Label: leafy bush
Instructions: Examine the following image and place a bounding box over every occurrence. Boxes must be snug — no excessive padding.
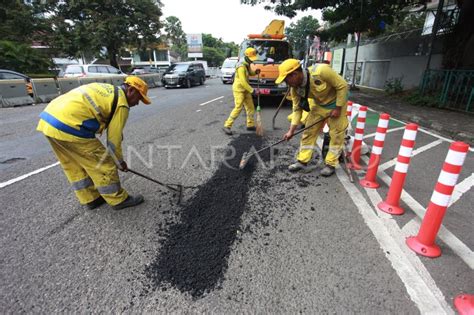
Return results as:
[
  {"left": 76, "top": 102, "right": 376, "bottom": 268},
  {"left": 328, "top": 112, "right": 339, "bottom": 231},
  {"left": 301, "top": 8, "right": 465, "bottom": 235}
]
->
[
  {"left": 403, "top": 91, "right": 441, "bottom": 107},
  {"left": 384, "top": 76, "right": 404, "bottom": 95}
]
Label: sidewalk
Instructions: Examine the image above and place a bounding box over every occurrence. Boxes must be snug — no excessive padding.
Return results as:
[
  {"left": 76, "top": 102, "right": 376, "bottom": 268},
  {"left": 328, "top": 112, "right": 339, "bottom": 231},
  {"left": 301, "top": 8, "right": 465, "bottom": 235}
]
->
[{"left": 350, "top": 88, "right": 474, "bottom": 146}]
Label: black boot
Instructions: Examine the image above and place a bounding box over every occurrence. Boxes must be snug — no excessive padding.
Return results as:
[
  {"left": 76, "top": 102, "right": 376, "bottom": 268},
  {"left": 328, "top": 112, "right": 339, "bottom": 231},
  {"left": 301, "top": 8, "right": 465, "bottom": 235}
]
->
[
  {"left": 85, "top": 196, "right": 106, "bottom": 210},
  {"left": 112, "top": 194, "right": 144, "bottom": 210}
]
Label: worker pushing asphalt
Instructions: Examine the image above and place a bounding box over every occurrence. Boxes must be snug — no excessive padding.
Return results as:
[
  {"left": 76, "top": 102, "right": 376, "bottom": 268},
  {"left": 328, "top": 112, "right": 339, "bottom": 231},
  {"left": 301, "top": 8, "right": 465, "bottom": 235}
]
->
[
  {"left": 277, "top": 59, "right": 349, "bottom": 177},
  {"left": 37, "top": 76, "right": 151, "bottom": 210}
]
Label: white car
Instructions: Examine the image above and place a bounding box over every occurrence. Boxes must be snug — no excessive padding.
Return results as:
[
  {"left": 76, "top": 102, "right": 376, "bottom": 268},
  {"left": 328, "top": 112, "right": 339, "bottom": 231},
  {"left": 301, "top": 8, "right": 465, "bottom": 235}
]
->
[
  {"left": 220, "top": 57, "right": 238, "bottom": 84},
  {"left": 63, "top": 64, "right": 125, "bottom": 78}
]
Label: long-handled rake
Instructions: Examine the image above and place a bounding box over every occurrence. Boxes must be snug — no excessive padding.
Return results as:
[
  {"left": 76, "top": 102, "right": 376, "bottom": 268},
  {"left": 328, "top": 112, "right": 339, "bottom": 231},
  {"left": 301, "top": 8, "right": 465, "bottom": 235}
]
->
[
  {"left": 272, "top": 88, "right": 290, "bottom": 130},
  {"left": 101, "top": 139, "right": 185, "bottom": 204},
  {"left": 127, "top": 168, "right": 184, "bottom": 204},
  {"left": 239, "top": 114, "right": 329, "bottom": 170},
  {"left": 255, "top": 73, "right": 264, "bottom": 137}
]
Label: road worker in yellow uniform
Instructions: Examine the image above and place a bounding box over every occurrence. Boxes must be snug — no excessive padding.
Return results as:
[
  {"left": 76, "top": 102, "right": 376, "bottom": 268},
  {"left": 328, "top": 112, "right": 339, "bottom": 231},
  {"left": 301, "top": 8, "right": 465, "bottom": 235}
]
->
[
  {"left": 223, "top": 47, "right": 261, "bottom": 135},
  {"left": 37, "top": 76, "right": 151, "bottom": 210},
  {"left": 277, "top": 59, "right": 348, "bottom": 177}
]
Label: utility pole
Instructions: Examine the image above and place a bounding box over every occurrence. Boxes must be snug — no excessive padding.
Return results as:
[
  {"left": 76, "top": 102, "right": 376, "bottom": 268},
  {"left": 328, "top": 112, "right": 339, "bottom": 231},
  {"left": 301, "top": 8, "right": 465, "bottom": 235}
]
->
[{"left": 350, "top": 0, "right": 364, "bottom": 90}]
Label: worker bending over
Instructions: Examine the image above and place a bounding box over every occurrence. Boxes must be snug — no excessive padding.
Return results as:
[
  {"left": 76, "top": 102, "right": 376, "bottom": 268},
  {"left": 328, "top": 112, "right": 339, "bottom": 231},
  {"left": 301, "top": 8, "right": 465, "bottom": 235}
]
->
[
  {"left": 37, "top": 76, "right": 151, "bottom": 210},
  {"left": 277, "top": 59, "right": 349, "bottom": 177}
]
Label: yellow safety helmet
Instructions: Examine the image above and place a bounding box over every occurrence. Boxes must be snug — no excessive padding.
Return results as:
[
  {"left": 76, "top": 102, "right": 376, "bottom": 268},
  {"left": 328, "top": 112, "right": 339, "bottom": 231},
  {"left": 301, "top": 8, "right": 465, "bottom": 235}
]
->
[
  {"left": 244, "top": 47, "right": 258, "bottom": 61},
  {"left": 125, "top": 76, "right": 151, "bottom": 104},
  {"left": 275, "top": 58, "right": 301, "bottom": 84}
]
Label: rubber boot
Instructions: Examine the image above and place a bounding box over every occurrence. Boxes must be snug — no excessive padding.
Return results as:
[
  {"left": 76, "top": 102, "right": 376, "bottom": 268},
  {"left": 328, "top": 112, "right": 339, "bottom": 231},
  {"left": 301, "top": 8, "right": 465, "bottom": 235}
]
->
[{"left": 113, "top": 194, "right": 144, "bottom": 210}]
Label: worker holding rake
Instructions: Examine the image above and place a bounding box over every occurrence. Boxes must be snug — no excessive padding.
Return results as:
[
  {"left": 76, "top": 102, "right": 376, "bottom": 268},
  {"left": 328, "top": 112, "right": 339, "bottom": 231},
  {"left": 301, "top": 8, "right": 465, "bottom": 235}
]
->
[
  {"left": 37, "top": 76, "right": 151, "bottom": 210},
  {"left": 223, "top": 47, "right": 261, "bottom": 135},
  {"left": 277, "top": 59, "right": 349, "bottom": 177}
]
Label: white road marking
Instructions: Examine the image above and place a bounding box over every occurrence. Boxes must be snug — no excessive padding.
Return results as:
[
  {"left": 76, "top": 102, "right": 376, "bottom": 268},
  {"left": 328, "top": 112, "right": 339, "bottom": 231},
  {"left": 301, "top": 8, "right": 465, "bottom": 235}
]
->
[
  {"left": 196, "top": 109, "right": 202, "bottom": 112},
  {"left": 375, "top": 167, "right": 474, "bottom": 269},
  {"left": 363, "top": 126, "right": 405, "bottom": 139},
  {"left": 150, "top": 96, "right": 157, "bottom": 99},
  {"left": 363, "top": 186, "right": 453, "bottom": 314},
  {"left": 0, "top": 162, "right": 60, "bottom": 189},
  {"left": 379, "top": 139, "right": 444, "bottom": 171},
  {"left": 362, "top": 106, "right": 474, "bottom": 152},
  {"left": 449, "top": 173, "right": 474, "bottom": 207},
  {"left": 336, "top": 168, "right": 452, "bottom": 314},
  {"left": 199, "top": 96, "right": 224, "bottom": 106}
]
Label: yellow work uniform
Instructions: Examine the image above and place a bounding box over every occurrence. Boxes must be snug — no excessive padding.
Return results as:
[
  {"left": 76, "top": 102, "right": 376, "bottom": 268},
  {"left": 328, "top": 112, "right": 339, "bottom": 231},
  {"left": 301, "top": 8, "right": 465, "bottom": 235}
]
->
[
  {"left": 290, "top": 64, "right": 349, "bottom": 167},
  {"left": 224, "top": 61, "right": 255, "bottom": 128},
  {"left": 37, "top": 83, "right": 130, "bottom": 206}
]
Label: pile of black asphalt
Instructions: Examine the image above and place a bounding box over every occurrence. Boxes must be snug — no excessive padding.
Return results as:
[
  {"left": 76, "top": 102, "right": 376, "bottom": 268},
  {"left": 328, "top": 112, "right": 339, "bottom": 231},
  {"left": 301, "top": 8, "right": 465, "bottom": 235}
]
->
[{"left": 145, "top": 133, "right": 271, "bottom": 298}]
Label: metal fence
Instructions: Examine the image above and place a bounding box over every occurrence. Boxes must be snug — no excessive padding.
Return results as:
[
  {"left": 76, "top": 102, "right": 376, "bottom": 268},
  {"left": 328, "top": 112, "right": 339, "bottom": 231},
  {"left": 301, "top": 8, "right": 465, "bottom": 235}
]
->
[{"left": 420, "top": 70, "right": 474, "bottom": 113}]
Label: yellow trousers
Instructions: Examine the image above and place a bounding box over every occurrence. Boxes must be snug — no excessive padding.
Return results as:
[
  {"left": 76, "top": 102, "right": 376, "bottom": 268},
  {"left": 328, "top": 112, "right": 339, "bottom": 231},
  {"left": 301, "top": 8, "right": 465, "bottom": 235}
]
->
[
  {"left": 47, "top": 137, "right": 128, "bottom": 206},
  {"left": 288, "top": 110, "right": 310, "bottom": 125},
  {"left": 224, "top": 91, "right": 255, "bottom": 128},
  {"left": 297, "top": 105, "right": 348, "bottom": 167}
]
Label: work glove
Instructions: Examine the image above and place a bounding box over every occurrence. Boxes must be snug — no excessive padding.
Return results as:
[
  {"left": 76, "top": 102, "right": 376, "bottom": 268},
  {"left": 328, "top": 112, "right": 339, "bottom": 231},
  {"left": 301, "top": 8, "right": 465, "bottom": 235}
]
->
[{"left": 119, "top": 161, "right": 128, "bottom": 172}]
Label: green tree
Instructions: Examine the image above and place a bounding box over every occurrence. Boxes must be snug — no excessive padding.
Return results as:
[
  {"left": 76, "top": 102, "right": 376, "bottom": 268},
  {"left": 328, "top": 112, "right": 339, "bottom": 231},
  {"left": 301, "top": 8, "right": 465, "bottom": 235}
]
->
[
  {"left": 286, "top": 16, "right": 320, "bottom": 57},
  {"left": 241, "top": 0, "right": 415, "bottom": 41},
  {"left": 0, "top": 40, "right": 51, "bottom": 73},
  {"left": 48, "top": 0, "right": 163, "bottom": 68},
  {"left": 203, "top": 46, "right": 225, "bottom": 67},
  {"left": 163, "top": 16, "right": 187, "bottom": 60},
  {"left": 202, "top": 33, "right": 239, "bottom": 62},
  {"left": 0, "top": 0, "right": 50, "bottom": 43}
]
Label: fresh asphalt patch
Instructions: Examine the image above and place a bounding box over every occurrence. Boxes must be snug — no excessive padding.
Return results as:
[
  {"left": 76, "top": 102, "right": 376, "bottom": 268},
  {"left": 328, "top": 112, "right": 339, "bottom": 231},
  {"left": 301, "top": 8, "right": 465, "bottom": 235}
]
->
[{"left": 145, "top": 133, "right": 269, "bottom": 298}]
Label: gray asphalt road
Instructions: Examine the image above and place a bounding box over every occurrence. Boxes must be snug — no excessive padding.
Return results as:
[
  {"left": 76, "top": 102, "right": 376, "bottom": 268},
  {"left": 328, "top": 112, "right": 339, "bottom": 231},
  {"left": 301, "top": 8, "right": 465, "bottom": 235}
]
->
[{"left": 0, "top": 79, "right": 472, "bottom": 313}]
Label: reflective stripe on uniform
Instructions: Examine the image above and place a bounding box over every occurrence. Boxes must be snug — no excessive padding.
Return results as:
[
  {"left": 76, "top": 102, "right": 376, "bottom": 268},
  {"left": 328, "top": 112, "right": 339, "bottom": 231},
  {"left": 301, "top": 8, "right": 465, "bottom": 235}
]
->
[
  {"left": 39, "top": 111, "right": 96, "bottom": 138},
  {"left": 97, "top": 182, "right": 121, "bottom": 194},
  {"left": 71, "top": 177, "right": 94, "bottom": 190},
  {"left": 78, "top": 87, "right": 105, "bottom": 121}
]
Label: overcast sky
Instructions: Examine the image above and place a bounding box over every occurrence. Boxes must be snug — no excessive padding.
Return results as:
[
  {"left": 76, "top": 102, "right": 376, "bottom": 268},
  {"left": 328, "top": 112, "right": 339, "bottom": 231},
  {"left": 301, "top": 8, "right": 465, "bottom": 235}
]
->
[{"left": 159, "top": 0, "right": 322, "bottom": 44}]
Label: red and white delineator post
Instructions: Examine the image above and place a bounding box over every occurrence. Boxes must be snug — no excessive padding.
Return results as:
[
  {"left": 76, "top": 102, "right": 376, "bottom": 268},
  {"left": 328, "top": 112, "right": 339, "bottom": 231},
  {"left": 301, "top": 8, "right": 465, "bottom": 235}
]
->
[
  {"left": 347, "top": 101, "right": 353, "bottom": 119},
  {"left": 348, "top": 105, "right": 367, "bottom": 170},
  {"left": 406, "top": 141, "right": 470, "bottom": 258},
  {"left": 378, "top": 123, "right": 418, "bottom": 215},
  {"left": 360, "top": 113, "right": 390, "bottom": 188},
  {"left": 454, "top": 294, "right": 474, "bottom": 315}
]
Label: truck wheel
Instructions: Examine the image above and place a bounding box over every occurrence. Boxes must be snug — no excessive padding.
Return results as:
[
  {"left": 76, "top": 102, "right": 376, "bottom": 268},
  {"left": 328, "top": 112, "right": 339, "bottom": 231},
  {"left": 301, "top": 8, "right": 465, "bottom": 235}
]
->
[
  {"left": 186, "top": 79, "right": 191, "bottom": 88},
  {"left": 200, "top": 77, "right": 204, "bottom": 85}
]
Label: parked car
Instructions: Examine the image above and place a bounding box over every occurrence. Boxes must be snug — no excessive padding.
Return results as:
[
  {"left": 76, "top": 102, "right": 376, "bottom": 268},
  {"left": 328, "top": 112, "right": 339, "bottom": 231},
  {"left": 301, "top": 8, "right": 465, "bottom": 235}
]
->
[
  {"left": 162, "top": 62, "right": 206, "bottom": 88},
  {"left": 130, "top": 67, "right": 148, "bottom": 75},
  {"left": 220, "top": 57, "right": 238, "bottom": 84},
  {"left": 63, "top": 64, "right": 125, "bottom": 78},
  {"left": 193, "top": 60, "right": 209, "bottom": 78},
  {"left": 0, "top": 69, "right": 33, "bottom": 97},
  {"left": 130, "top": 66, "right": 164, "bottom": 75}
]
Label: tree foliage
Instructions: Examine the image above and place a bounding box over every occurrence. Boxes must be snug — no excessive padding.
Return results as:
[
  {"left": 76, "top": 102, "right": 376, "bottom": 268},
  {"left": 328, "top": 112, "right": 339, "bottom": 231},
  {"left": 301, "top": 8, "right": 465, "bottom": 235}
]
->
[
  {"left": 163, "top": 16, "right": 187, "bottom": 60},
  {"left": 0, "top": 0, "right": 49, "bottom": 43},
  {"left": 0, "top": 1, "right": 53, "bottom": 73},
  {"left": 202, "top": 46, "right": 225, "bottom": 67},
  {"left": 286, "top": 16, "right": 320, "bottom": 56},
  {"left": 0, "top": 40, "right": 51, "bottom": 73},
  {"left": 241, "top": 0, "right": 420, "bottom": 41},
  {"left": 202, "top": 33, "right": 239, "bottom": 61},
  {"left": 47, "top": 0, "right": 163, "bottom": 67}
]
